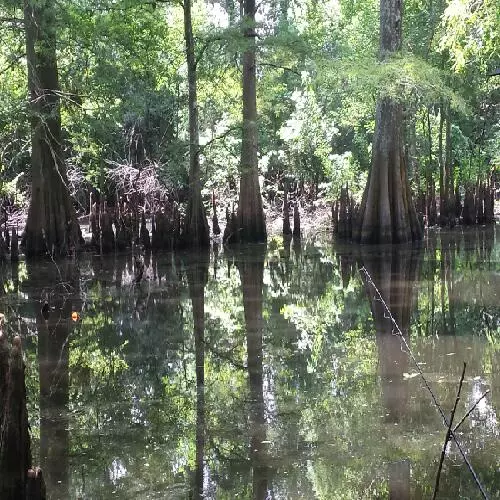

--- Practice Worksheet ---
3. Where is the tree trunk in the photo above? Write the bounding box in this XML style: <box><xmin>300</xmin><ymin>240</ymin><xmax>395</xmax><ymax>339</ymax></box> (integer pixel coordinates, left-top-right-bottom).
<box><xmin>0</xmin><ymin>335</ymin><xmax>31</xmax><ymax>499</ymax></box>
<box><xmin>23</xmin><ymin>0</ymin><xmax>80</xmax><ymax>258</ymax></box>
<box><xmin>353</xmin><ymin>0</ymin><xmax>421</xmax><ymax>244</ymax></box>
<box><xmin>444</xmin><ymin>108</ymin><xmax>453</xmax><ymax>225</ymax></box>
<box><xmin>354</xmin><ymin>99</ymin><xmax>422</xmax><ymax>243</ymax></box>
<box><xmin>438</xmin><ymin>104</ymin><xmax>446</xmax><ymax>225</ymax></box>
<box><xmin>182</xmin><ymin>0</ymin><xmax>210</xmax><ymax>248</ymax></box>
<box><xmin>237</xmin><ymin>0</ymin><xmax>267</xmax><ymax>243</ymax></box>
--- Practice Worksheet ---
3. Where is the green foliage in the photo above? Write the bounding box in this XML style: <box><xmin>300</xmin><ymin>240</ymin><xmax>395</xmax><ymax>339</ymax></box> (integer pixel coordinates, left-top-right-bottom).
<box><xmin>0</xmin><ymin>0</ymin><xmax>498</xmax><ymax>212</ymax></box>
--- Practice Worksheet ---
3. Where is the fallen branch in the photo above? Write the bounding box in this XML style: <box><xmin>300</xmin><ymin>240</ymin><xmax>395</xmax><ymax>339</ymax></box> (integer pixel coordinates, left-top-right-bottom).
<box><xmin>360</xmin><ymin>266</ymin><xmax>489</xmax><ymax>500</ymax></box>
<box><xmin>433</xmin><ymin>362</ymin><xmax>466</xmax><ymax>500</ymax></box>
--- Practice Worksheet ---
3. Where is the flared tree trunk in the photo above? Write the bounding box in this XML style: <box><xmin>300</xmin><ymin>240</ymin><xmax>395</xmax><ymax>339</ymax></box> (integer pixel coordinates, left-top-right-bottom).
<box><xmin>237</xmin><ymin>0</ymin><xmax>267</xmax><ymax>243</ymax></box>
<box><xmin>23</xmin><ymin>1</ymin><xmax>80</xmax><ymax>258</ymax></box>
<box><xmin>182</xmin><ymin>0</ymin><xmax>210</xmax><ymax>247</ymax></box>
<box><xmin>353</xmin><ymin>0</ymin><xmax>422</xmax><ymax>244</ymax></box>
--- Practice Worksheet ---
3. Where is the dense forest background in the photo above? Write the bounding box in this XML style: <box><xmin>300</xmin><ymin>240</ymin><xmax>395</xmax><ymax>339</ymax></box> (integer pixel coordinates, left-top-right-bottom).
<box><xmin>0</xmin><ymin>0</ymin><xmax>498</xmax><ymax>255</ymax></box>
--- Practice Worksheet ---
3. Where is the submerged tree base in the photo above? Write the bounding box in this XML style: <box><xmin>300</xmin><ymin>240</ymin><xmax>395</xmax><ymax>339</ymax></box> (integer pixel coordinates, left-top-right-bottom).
<box><xmin>0</xmin><ymin>331</ymin><xmax>46</xmax><ymax>499</ymax></box>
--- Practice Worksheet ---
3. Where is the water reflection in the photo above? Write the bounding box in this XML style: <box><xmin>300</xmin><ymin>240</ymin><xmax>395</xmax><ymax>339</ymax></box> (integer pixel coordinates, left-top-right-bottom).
<box><xmin>186</xmin><ymin>251</ymin><xmax>209</xmax><ymax>500</ymax></box>
<box><xmin>236</xmin><ymin>245</ymin><xmax>270</xmax><ymax>500</ymax></box>
<box><xmin>359</xmin><ymin>246</ymin><xmax>421</xmax><ymax>422</ymax></box>
<box><xmin>29</xmin><ymin>262</ymin><xmax>79</xmax><ymax>500</ymax></box>
<box><xmin>0</xmin><ymin>227</ymin><xmax>497</xmax><ymax>498</ymax></box>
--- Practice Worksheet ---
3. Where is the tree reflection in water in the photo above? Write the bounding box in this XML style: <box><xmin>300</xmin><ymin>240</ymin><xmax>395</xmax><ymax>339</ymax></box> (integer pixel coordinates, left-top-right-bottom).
<box><xmin>358</xmin><ymin>245</ymin><xmax>421</xmax><ymax>499</ymax></box>
<box><xmin>186</xmin><ymin>250</ymin><xmax>209</xmax><ymax>500</ymax></box>
<box><xmin>29</xmin><ymin>261</ymin><xmax>80</xmax><ymax>500</ymax></box>
<box><xmin>237</xmin><ymin>245</ymin><xmax>270</xmax><ymax>500</ymax></box>
<box><xmin>0</xmin><ymin>227</ymin><xmax>497</xmax><ymax>498</ymax></box>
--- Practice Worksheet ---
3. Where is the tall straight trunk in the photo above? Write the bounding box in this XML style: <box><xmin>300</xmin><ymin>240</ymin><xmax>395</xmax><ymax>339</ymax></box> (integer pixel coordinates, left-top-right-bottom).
<box><xmin>23</xmin><ymin>1</ymin><xmax>80</xmax><ymax>258</ymax></box>
<box><xmin>438</xmin><ymin>104</ymin><xmax>445</xmax><ymax>217</ymax></box>
<box><xmin>444</xmin><ymin>107</ymin><xmax>453</xmax><ymax>223</ymax></box>
<box><xmin>237</xmin><ymin>0</ymin><xmax>267</xmax><ymax>243</ymax></box>
<box><xmin>183</xmin><ymin>0</ymin><xmax>210</xmax><ymax>247</ymax></box>
<box><xmin>353</xmin><ymin>0</ymin><xmax>421</xmax><ymax>244</ymax></box>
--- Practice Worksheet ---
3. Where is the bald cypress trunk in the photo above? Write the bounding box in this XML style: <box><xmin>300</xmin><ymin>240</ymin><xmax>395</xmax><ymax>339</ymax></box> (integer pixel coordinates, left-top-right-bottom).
<box><xmin>182</xmin><ymin>0</ymin><xmax>210</xmax><ymax>247</ymax></box>
<box><xmin>352</xmin><ymin>0</ymin><xmax>422</xmax><ymax>244</ymax></box>
<box><xmin>237</xmin><ymin>0</ymin><xmax>267</xmax><ymax>243</ymax></box>
<box><xmin>23</xmin><ymin>1</ymin><xmax>80</xmax><ymax>258</ymax></box>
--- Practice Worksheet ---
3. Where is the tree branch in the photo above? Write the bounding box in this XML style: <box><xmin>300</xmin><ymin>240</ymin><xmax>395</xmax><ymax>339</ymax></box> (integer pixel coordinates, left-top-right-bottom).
<box><xmin>260</xmin><ymin>62</ymin><xmax>300</xmax><ymax>76</ymax></box>
<box><xmin>200</xmin><ymin>126</ymin><xmax>241</xmax><ymax>150</ymax></box>
<box><xmin>195</xmin><ymin>36</ymin><xmax>223</xmax><ymax>68</ymax></box>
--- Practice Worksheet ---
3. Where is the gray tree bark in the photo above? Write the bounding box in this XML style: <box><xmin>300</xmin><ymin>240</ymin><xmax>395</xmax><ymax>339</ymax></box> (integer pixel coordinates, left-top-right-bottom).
<box><xmin>237</xmin><ymin>0</ymin><xmax>267</xmax><ymax>243</ymax></box>
<box><xmin>182</xmin><ymin>0</ymin><xmax>210</xmax><ymax>247</ymax></box>
<box><xmin>353</xmin><ymin>0</ymin><xmax>422</xmax><ymax>244</ymax></box>
<box><xmin>23</xmin><ymin>0</ymin><xmax>81</xmax><ymax>258</ymax></box>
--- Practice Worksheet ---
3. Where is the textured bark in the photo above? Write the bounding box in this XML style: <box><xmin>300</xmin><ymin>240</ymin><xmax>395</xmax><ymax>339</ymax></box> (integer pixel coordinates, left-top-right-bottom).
<box><xmin>223</xmin><ymin>207</ymin><xmax>238</xmax><ymax>244</ymax></box>
<box><xmin>438</xmin><ymin>105</ymin><xmax>446</xmax><ymax>225</ymax></box>
<box><xmin>354</xmin><ymin>99</ymin><xmax>422</xmax><ymax>243</ymax></box>
<box><xmin>331</xmin><ymin>201</ymin><xmax>339</xmax><ymax>235</ymax></box>
<box><xmin>338</xmin><ymin>186</ymin><xmax>352</xmax><ymax>239</ymax></box>
<box><xmin>183</xmin><ymin>0</ymin><xmax>210</xmax><ymax>248</ymax></box>
<box><xmin>454</xmin><ymin>185</ymin><xmax>462</xmax><ymax>219</ymax></box>
<box><xmin>237</xmin><ymin>0</ymin><xmax>267</xmax><ymax>243</ymax></box>
<box><xmin>484</xmin><ymin>175</ymin><xmax>495</xmax><ymax>223</ymax></box>
<box><xmin>0</xmin><ymin>327</ymin><xmax>47</xmax><ymax>500</ymax></box>
<box><xmin>23</xmin><ymin>1</ymin><xmax>80</xmax><ymax>258</ymax></box>
<box><xmin>462</xmin><ymin>185</ymin><xmax>476</xmax><ymax>224</ymax></box>
<box><xmin>444</xmin><ymin>110</ymin><xmax>454</xmax><ymax>225</ymax></box>
<box><xmin>353</xmin><ymin>0</ymin><xmax>421</xmax><ymax>244</ymax></box>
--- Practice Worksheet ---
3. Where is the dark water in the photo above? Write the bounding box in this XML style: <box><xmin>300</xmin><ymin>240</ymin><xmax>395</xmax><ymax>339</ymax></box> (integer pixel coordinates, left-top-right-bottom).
<box><xmin>1</xmin><ymin>226</ymin><xmax>499</xmax><ymax>499</ymax></box>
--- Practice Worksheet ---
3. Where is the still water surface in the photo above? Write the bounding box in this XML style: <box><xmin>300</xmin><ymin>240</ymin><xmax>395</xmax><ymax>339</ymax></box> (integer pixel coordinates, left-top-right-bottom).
<box><xmin>1</xmin><ymin>226</ymin><xmax>499</xmax><ymax>499</ymax></box>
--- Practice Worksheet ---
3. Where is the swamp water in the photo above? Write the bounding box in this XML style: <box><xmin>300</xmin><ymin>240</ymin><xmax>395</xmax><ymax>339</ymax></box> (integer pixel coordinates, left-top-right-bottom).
<box><xmin>1</xmin><ymin>227</ymin><xmax>499</xmax><ymax>499</ymax></box>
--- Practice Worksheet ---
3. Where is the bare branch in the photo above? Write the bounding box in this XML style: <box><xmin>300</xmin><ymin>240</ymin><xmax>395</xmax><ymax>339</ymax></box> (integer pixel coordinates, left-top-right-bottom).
<box><xmin>260</xmin><ymin>62</ymin><xmax>300</xmax><ymax>76</ymax></box>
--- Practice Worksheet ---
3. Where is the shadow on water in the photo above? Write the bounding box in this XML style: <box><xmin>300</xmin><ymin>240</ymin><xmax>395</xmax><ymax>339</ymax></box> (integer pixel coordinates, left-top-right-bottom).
<box><xmin>0</xmin><ymin>226</ymin><xmax>498</xmax><ymax>499</ymax></box>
